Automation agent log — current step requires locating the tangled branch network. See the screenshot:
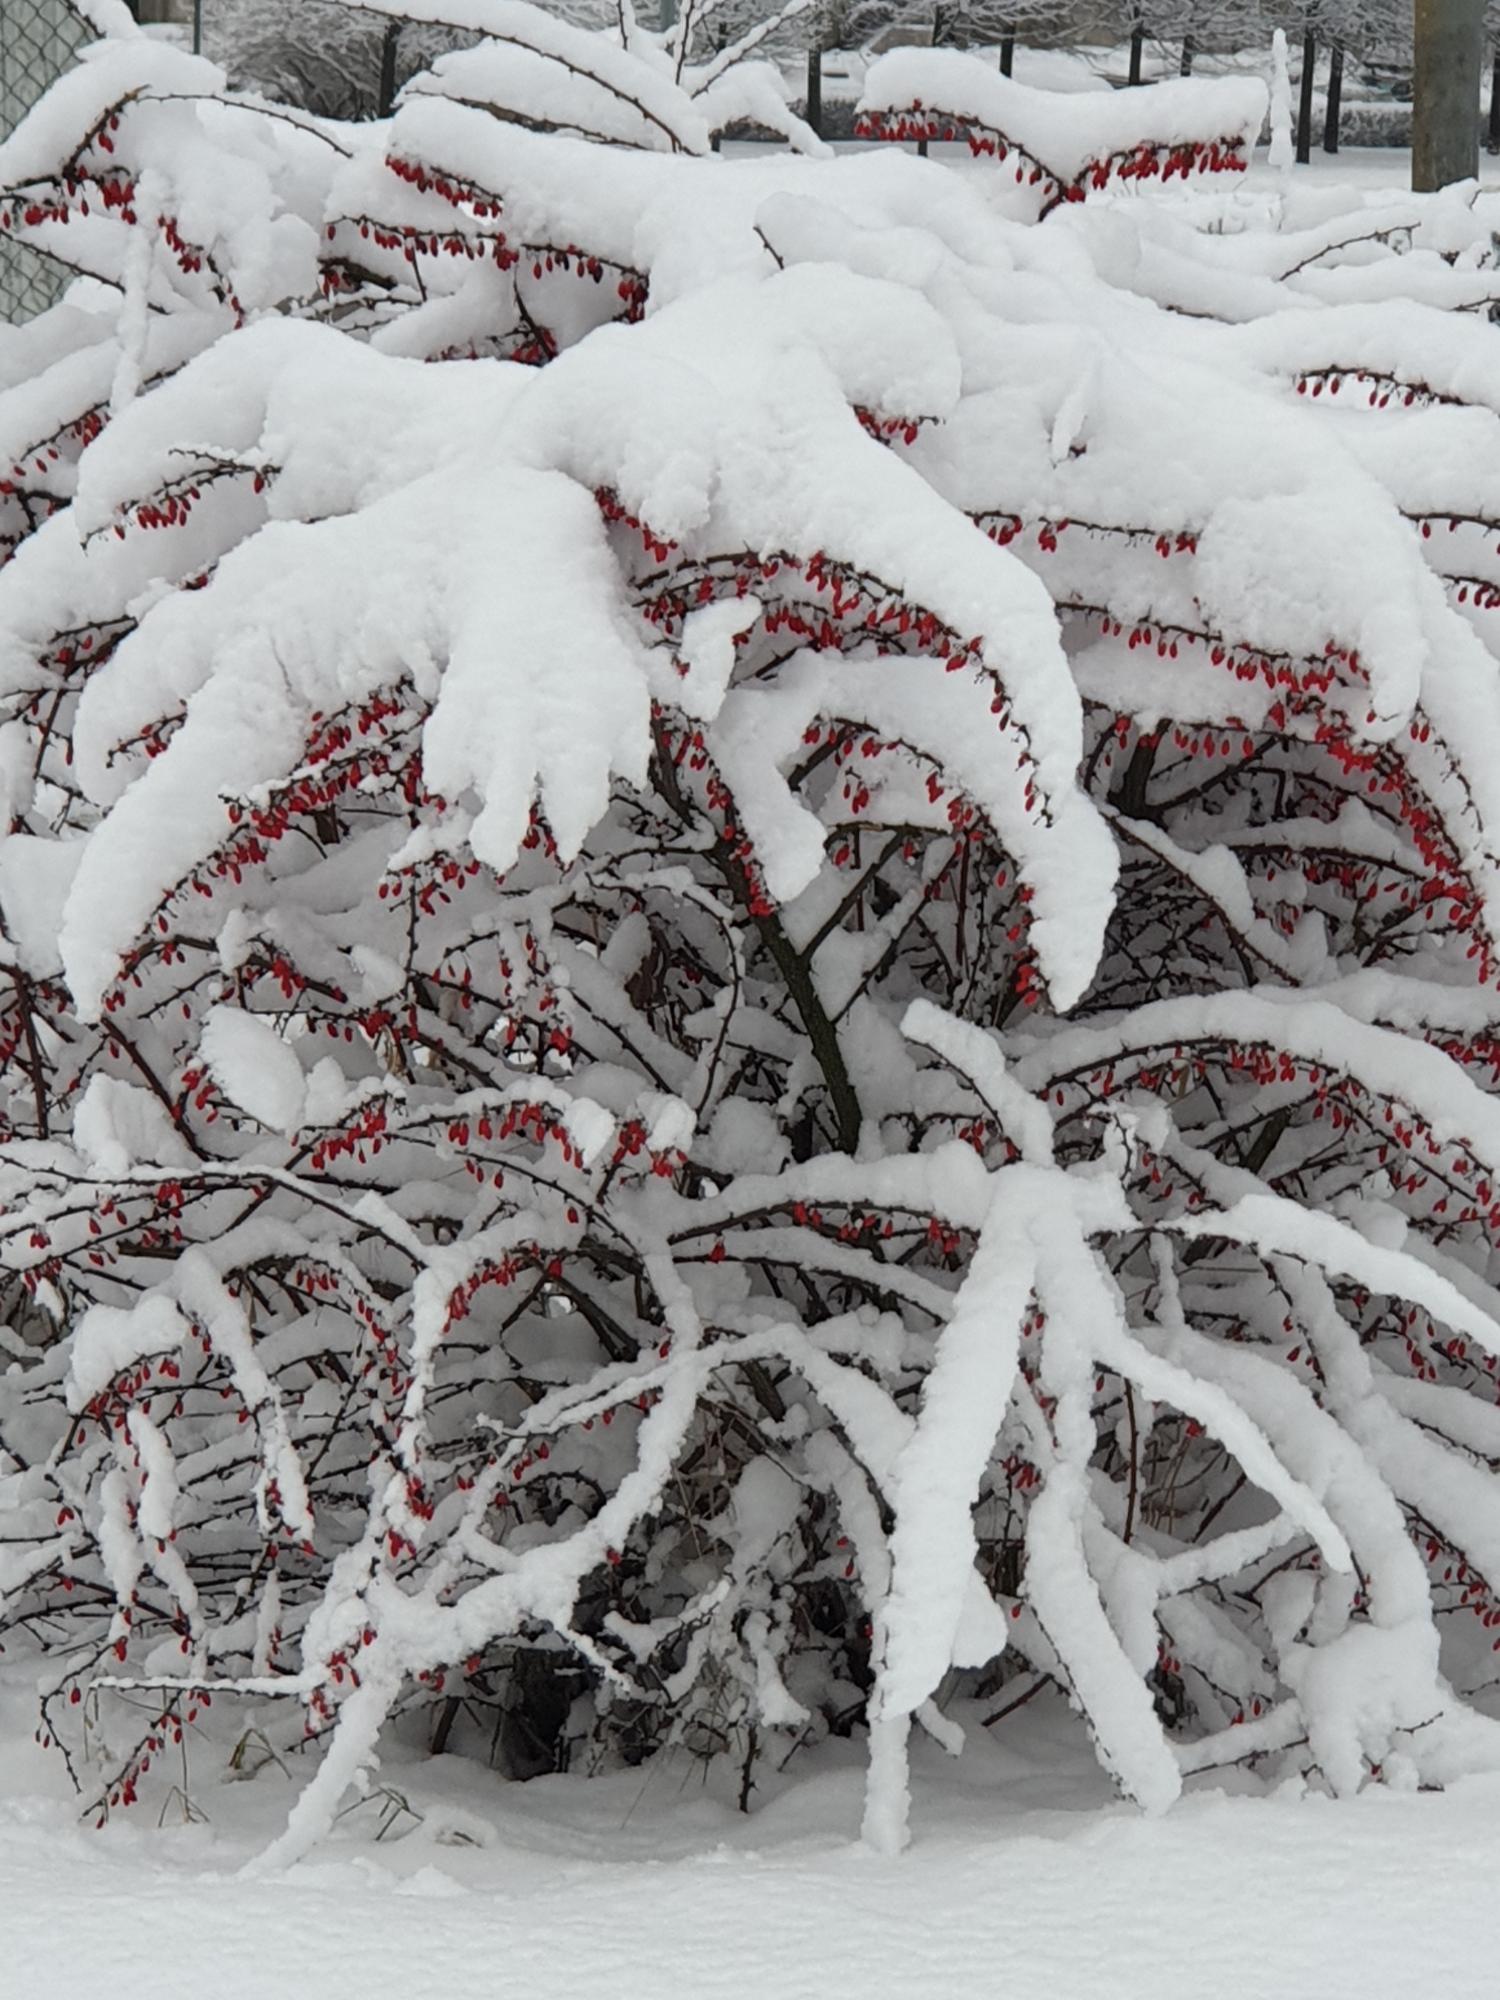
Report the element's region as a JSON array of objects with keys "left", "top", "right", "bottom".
[{"left": 3, "top": 0, "right": 1500, "bottom": 1861}]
